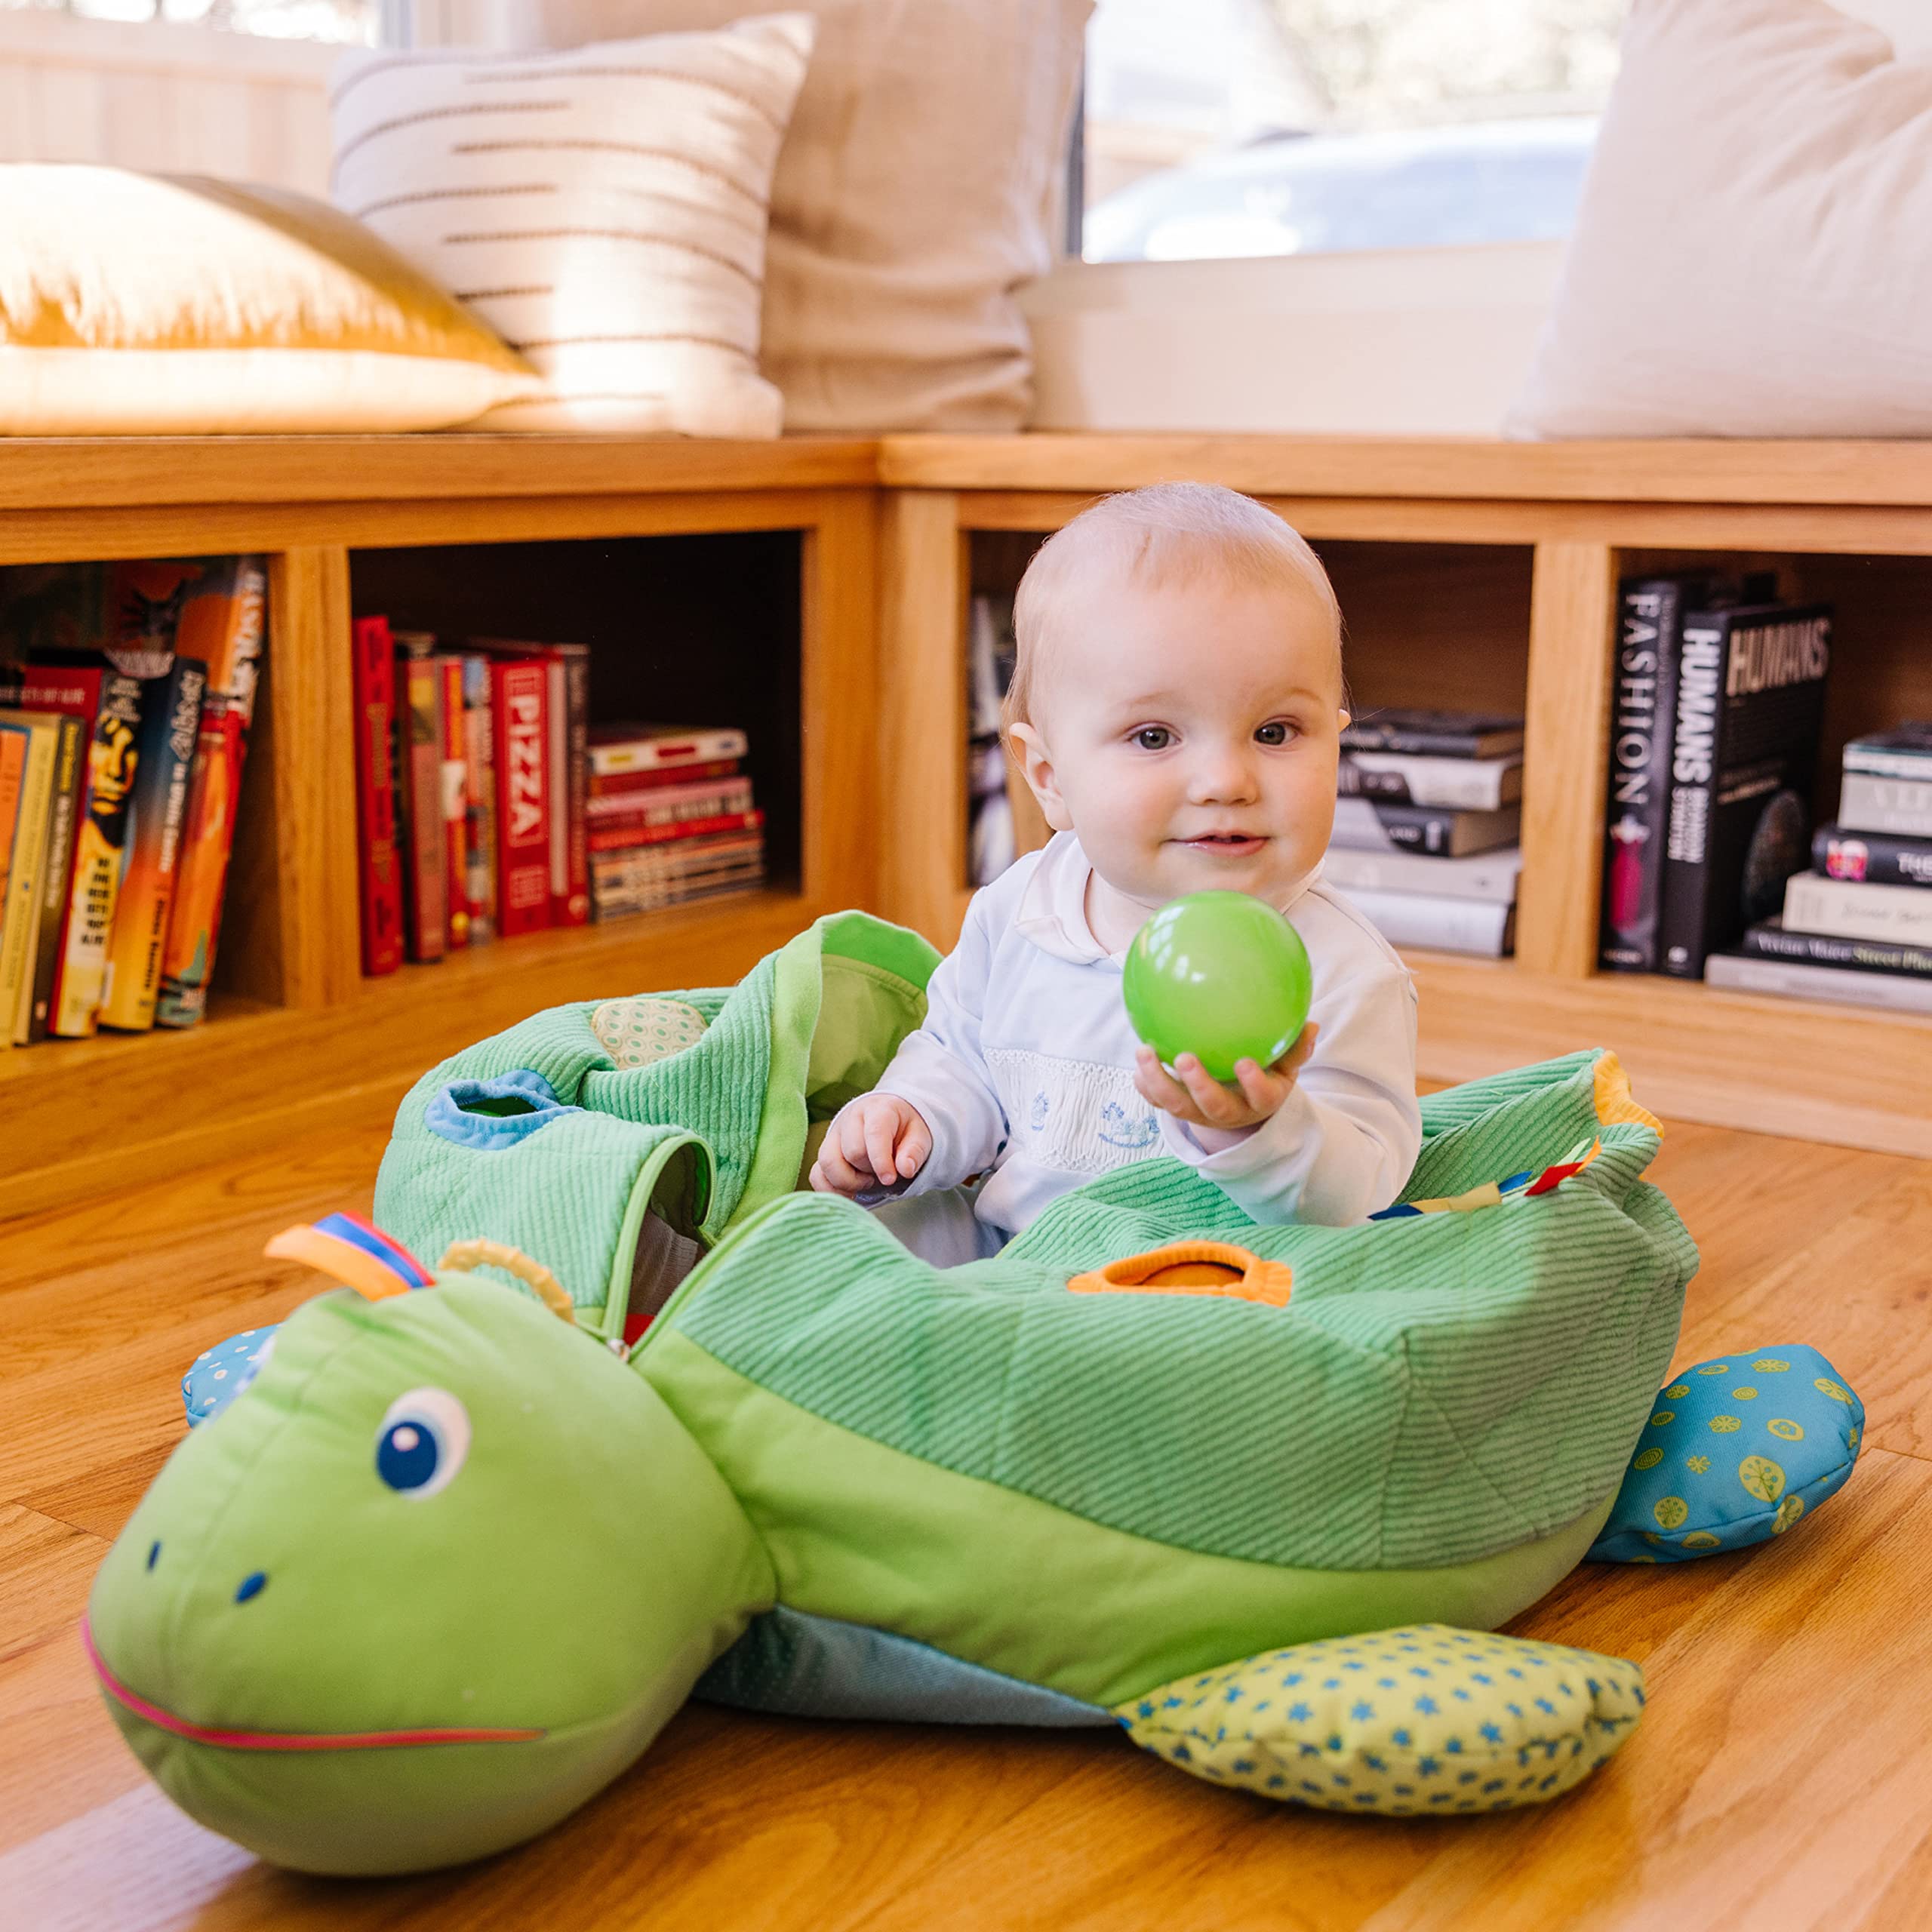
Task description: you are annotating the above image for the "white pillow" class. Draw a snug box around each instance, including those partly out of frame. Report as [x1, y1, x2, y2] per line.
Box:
[331, 15, 813, 435]
[1507, 0, 1932, 439]
[424, 0, 1094, 433]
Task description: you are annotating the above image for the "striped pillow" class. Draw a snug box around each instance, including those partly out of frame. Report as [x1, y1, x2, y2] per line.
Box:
[331, 14, 812, 436]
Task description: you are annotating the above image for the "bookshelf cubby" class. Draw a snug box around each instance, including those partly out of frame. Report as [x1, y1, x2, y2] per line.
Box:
[0, 438, 877, 1214]
[7, 430, 1932, 1215]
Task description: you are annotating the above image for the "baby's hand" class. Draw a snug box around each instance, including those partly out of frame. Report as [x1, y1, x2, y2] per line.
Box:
[1134, 1024, 1318, 1134]
[809, 1093, 933, 1197]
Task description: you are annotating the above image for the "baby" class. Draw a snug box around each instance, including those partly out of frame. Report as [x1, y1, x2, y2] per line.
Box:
[811, 481, 1423, 1263]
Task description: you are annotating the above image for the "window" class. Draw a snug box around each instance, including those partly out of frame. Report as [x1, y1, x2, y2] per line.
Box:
[1077, 0, 1625, 263]
[8, 0, 379, 43]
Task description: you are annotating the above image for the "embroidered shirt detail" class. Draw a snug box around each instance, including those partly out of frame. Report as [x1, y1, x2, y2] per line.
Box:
[986, 1048, 1162, 1177]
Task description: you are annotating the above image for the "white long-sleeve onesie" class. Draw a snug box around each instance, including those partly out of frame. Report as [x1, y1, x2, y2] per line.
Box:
[864, 832, 1423, 1247]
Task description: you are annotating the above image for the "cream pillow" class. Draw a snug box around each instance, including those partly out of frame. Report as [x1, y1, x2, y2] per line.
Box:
[331, 17, 813, 435]
[0, 168, 539, 435]
[1508, 0, 1932, 438]
[424, 0, 1093, 432]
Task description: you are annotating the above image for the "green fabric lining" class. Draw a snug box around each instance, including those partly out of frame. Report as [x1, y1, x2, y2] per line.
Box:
[640, 1331, 1617, 1710]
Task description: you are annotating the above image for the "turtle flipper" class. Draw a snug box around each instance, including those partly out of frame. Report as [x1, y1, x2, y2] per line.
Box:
[1115, 1624, 1644, 1815]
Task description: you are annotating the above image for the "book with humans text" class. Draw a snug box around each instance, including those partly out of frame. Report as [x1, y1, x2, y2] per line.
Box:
[1598, 573, 1711, 973]
[1657, 600, 1832, 979]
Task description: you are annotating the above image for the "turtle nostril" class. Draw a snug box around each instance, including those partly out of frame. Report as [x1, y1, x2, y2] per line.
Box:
[147, 1541, 161, 1571]
[235, 1571, 267, 1605]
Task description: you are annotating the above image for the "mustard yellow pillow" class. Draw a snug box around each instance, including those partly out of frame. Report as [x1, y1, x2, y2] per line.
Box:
[0, 167, 541, 434]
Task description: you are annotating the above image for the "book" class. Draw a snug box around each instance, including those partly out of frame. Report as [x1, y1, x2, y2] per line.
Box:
[20, 658, 145, 1037]
[1813, 825, 1932, 891]
[587, 773, 755, 830]
[589, 756, 742, 802]
[587, 722, 749, 776]
[549, 644, 589, 930]
[0, 714, 66, 1045]
[1339, 887, 1516, 958]
[1706, 949, 1932, 1015]
[437, 654, 469, 950]
[1838, 771, 1932, 838]
[351, 617, 405, 978]
[460, 654, 497, 943]
[1841, 724, 1932, 781]
[1337, 750, 1521, 812]
[1599, 573, 1712, 974]
[1340, 709, 1524, 759]
[593, 863, 768, 921]
[1740, 916, 1932, 977]
[1320, 843, 1521, 906]
[1783, 872, 1932, 947]
[1657, 601, 1832, 980]
[491, 654, 552, 937]
[0, 721, 26, 1040]
[99, 656, 208, 1032]
[592, 830, 765, 889]
[1329, 796, 1521, 859]
[589, 808, 764, 857]
[392, 632, 447, 965]
[155, 555, 269, 1029]
[11, 713, 84, 1042]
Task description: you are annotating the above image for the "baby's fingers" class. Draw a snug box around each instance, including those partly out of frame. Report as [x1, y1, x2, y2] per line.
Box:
[1173, 1054, 1247, 1126]
[810, 1136, 870, 1195]
[1275, 1022, 1318, 1080]
[863, 1104, 907, 1190]
[892, 1109, 933, 1180]
[1134, 1045, 1200, 1121]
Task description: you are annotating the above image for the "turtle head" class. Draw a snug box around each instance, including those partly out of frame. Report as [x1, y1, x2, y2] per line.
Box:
[87, 1223, 771, 1875]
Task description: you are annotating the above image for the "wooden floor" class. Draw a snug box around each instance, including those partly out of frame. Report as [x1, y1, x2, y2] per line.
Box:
[5, 1115, 1932, 1930]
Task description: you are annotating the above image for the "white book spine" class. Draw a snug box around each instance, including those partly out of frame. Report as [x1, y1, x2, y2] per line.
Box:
[1320, 845, 1521, 905]
[1844, 747, 1932, 782]
[1706, 952, 1932, 1015]
[1340, 888, 1515, 957]
[1838, 771, 1932, 837]
[1339, 752, 1521, 811]
[1783, 872, 1932, 946]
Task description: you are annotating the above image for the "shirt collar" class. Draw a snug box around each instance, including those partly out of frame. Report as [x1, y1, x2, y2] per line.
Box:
[1013, 833, 1324, 969]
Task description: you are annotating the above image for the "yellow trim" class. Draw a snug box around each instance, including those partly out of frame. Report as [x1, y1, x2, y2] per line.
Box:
[1593, 1051, 1663, 1135]
[263, 1225, 412, 1303]
[1068, 1241, 1293, 1308]
[438, 1239, 577, 1324]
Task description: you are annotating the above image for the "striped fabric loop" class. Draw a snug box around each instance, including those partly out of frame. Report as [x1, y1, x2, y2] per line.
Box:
[263, 1216, 432, 1303]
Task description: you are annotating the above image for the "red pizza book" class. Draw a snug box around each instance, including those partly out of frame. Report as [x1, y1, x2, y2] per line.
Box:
[491, 654, 552, 937]
[437, 654, 470, 950]
[350, 617, 404, 977]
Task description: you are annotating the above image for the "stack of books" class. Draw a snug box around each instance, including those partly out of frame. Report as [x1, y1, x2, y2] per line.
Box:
[1710, 724, 1932, 1014]
[1597, 571, 1833, 979]
[0, 554, 268, 1046]
[587, 723, 764, 920]
[1325, 709, 1524, 958]
[352, 622, 592, 971]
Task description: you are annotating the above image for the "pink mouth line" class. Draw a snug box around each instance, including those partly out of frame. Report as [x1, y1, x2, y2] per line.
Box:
[81, 1618, 546, 1753]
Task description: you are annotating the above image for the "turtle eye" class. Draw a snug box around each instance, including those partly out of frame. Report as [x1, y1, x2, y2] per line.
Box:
[375, 1388, 470, 1500]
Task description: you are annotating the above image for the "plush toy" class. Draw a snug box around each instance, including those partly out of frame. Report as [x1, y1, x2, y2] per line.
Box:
[89, 928, 1866, 1877]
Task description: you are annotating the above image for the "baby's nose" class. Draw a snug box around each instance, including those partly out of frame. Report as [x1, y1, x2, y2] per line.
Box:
[1188, 753, 1258, 802]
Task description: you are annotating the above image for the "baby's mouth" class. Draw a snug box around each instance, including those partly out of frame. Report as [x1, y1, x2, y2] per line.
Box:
[1178, 832, 1268, 856]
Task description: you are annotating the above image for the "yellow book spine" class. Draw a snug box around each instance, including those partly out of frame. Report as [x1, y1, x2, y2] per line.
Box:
[0, 721, 57, 1046]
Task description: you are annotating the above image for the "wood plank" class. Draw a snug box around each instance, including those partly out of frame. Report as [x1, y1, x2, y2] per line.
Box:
[0, 488, 877, 568]
[881, 433, 1932, 509]
[799, 493, 878, 907]
[0, 438, 879, 512]
[2, 1104, 1929, 1928]
[877, 492, 969, 944]
[1407, 953, 1932, 1155]
[1518, 543, 1619, 977]
[0, 890, 829, 1218]
[220, 547, 359, 1009]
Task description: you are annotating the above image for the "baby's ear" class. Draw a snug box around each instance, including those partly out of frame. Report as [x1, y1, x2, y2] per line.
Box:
[1336, 708, 1351, 733]
[1007, 722, 1073, 832]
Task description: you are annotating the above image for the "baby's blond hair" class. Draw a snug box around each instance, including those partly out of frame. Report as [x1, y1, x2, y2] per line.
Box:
[1004, 482, 1343, 730]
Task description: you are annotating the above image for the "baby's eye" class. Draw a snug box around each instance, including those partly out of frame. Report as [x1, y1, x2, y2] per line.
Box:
[1131, 727, 1173, 752]
[1255, 721, 1297, 746]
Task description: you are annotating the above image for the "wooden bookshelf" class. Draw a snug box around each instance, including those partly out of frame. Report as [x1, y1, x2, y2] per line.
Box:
[0, 441, 878, 1215]
[5, 430, 1931, 1216]
[878, 441, 1932, 1160]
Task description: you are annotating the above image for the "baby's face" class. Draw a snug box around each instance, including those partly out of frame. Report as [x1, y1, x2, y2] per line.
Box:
[1015, 572, 1345, 914]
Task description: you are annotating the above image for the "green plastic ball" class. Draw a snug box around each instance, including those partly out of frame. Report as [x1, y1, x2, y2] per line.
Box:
[1121, 891, 1313, 1083]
